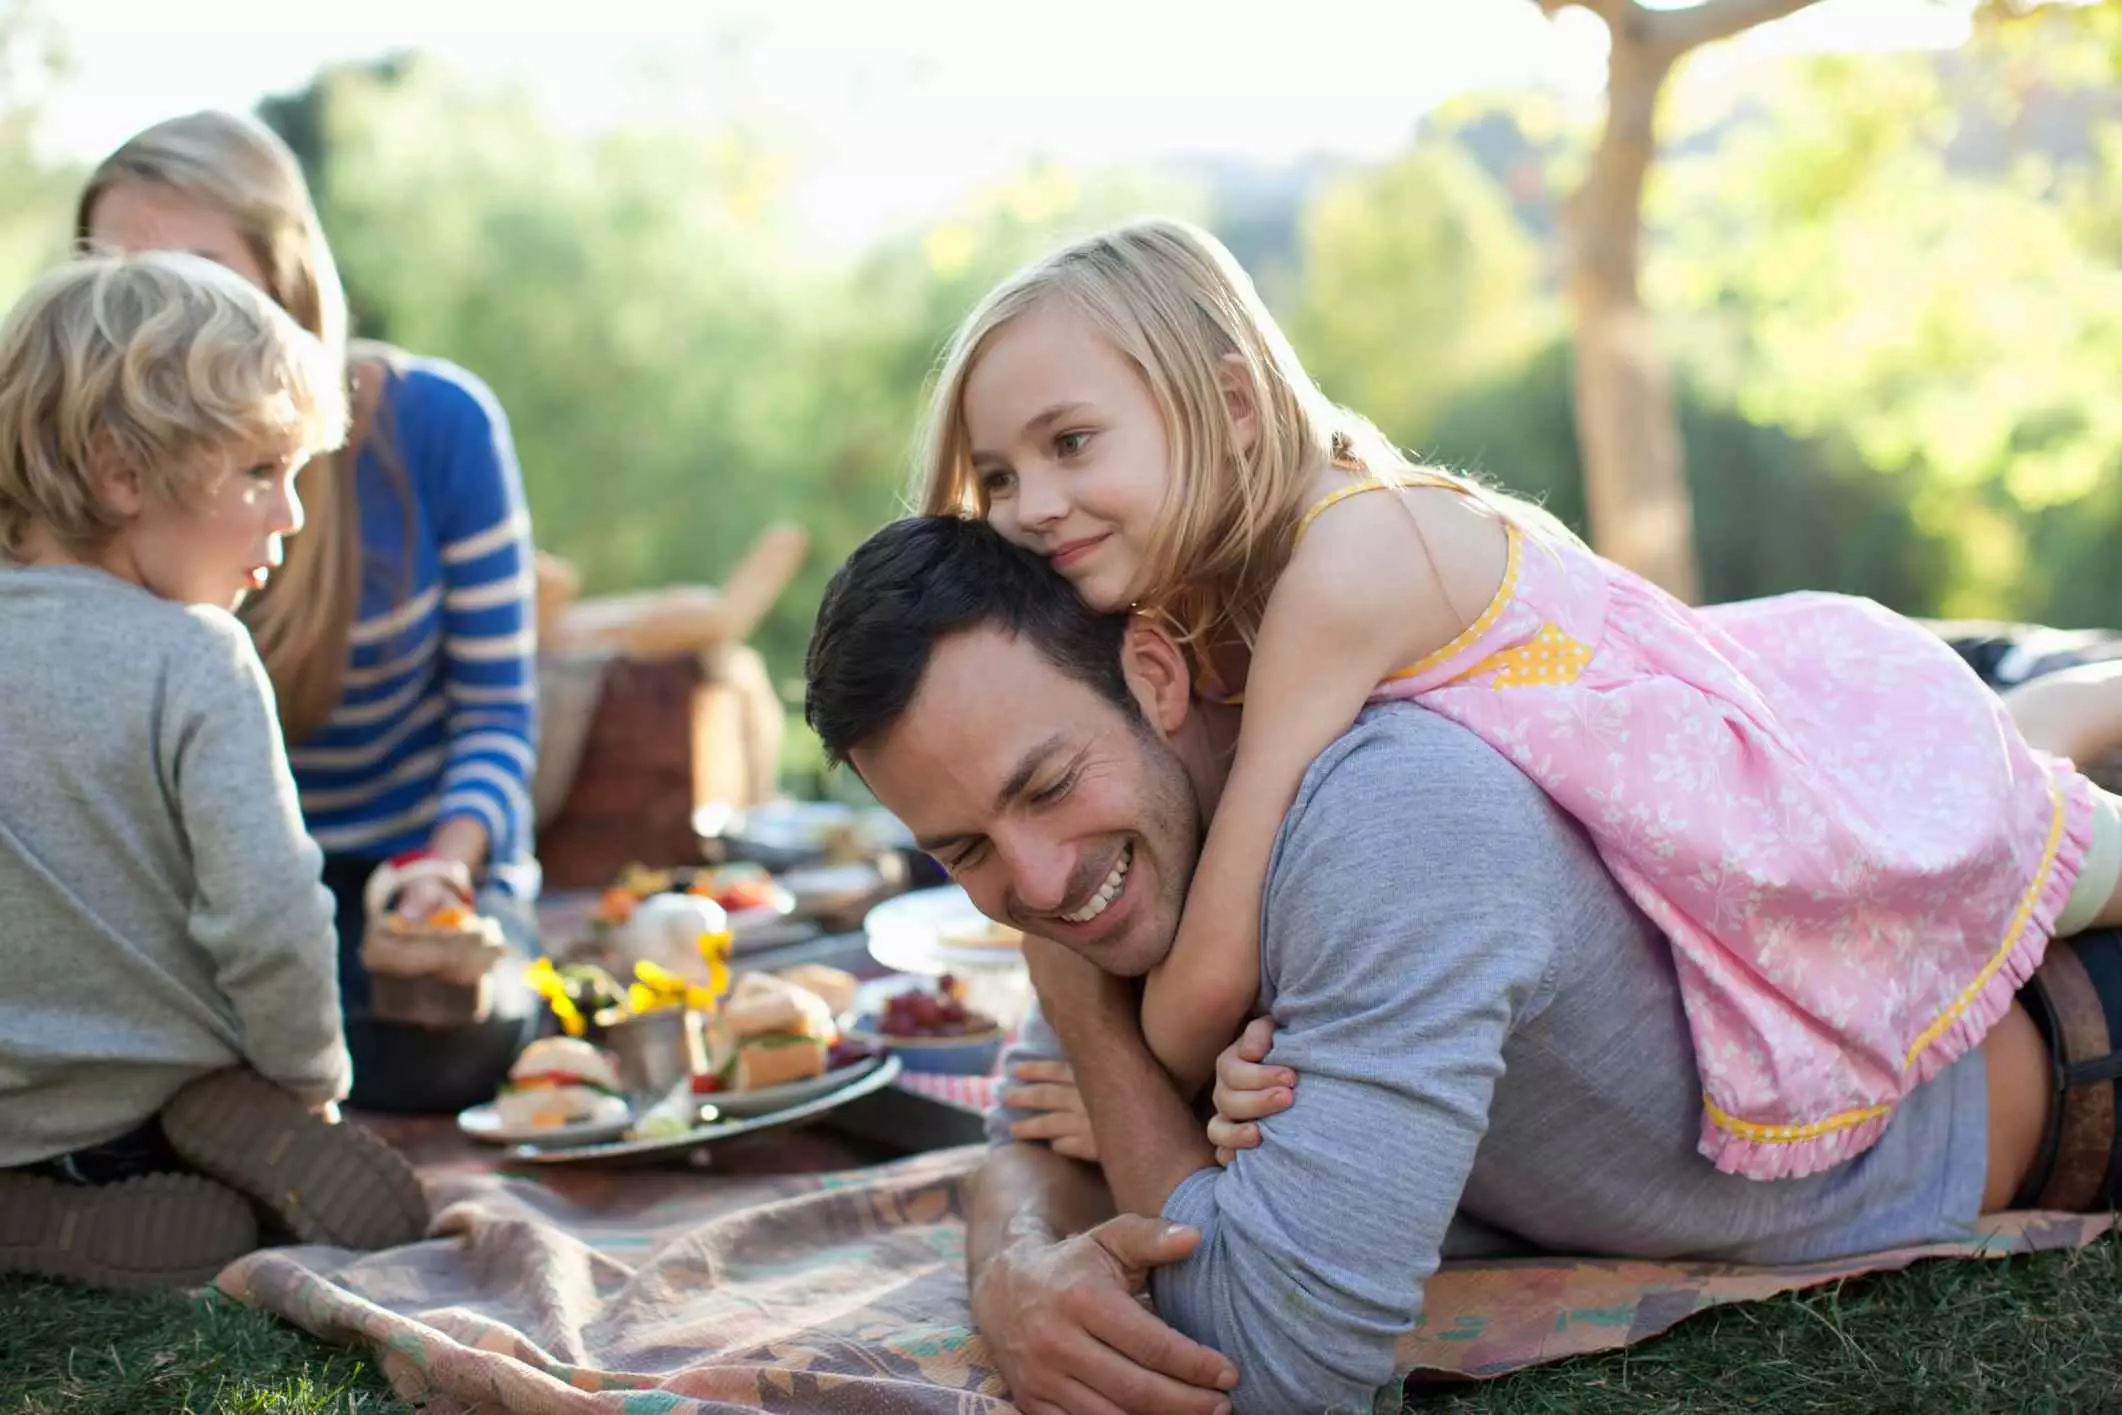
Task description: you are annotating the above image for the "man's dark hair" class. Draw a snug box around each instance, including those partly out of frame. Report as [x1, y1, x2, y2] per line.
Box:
[805, 516, 1139, 765]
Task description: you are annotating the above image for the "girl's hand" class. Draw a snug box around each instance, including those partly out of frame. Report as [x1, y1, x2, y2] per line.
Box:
[1206, 1016, 1296, 1166]
[1003, 1058, 1099, 1162]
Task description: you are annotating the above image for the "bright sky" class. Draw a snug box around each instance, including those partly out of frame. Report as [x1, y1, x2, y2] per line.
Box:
[39, 0, 1973, 244]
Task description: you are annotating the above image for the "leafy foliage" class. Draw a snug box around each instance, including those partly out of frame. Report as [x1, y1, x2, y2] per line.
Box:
[2, 4, 2119, 683]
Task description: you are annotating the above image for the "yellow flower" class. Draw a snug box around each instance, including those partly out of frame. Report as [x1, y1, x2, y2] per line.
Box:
[697, 928, 733, 1006]
[524, 958, 588, 1038]
[631, 959, 721, 1013]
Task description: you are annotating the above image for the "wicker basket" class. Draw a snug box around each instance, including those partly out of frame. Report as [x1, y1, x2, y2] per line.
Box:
[358, 857, 510, 1028]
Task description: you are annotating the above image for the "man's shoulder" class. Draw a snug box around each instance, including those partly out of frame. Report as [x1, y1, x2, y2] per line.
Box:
[1268, 702, 1612, 930]
[1289, 702, 1553, 832]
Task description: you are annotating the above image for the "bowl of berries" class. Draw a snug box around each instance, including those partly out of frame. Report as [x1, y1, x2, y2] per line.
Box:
[845, 974, 1005, 1076]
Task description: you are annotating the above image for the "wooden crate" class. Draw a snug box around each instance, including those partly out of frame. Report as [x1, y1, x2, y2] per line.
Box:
[537, 646, 782, 889]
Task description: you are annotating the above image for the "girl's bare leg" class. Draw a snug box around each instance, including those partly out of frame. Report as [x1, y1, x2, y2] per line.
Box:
[2003, 660, 2122, 766]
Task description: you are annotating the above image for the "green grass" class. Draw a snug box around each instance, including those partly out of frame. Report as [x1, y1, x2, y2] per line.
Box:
[0, 1280, 403, 1413]
[4, 1239, 2119, 1413]
[1422, 1235, 2122, 1413]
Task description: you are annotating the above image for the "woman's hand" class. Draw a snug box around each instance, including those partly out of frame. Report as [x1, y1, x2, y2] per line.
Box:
[1003, 1059, 1098, 1162]
[391, 874, 459, 920]
[394, 818, 491, 918]
[1206, 1017, 1296, 1166]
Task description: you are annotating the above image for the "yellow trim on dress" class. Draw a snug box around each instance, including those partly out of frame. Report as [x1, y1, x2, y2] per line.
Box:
[1704, 774, 2068, 1146]
[1903, 774, 2068, 1066]
[1700, 1093, 1897, 1144]
[1296, 479, 1394, 537]
[1293, 476, 1531, 690]
[1382, 525, 1523, 687]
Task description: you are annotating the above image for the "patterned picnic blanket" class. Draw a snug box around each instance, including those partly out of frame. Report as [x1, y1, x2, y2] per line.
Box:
[216, 1114, 2113, 1413]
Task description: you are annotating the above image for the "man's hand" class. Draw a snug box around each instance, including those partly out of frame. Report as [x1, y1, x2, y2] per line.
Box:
[974, 1212, 1239, 1415]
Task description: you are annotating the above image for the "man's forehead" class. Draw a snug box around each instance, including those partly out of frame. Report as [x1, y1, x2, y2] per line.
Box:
[852, 628, 1092, 808]
[918, 624, 1064, 705]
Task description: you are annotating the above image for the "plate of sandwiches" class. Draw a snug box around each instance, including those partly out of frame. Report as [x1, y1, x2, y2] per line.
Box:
[462, 964, 901, 1164]
[458, 1037, 638, 1146]
[864, 886, 1026, 977]
[694, 967, 873, 1118]
[505, 1053, 901, 1166]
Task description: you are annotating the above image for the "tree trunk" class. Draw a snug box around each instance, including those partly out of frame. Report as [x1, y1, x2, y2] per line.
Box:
[1565, 19, 1700, 602]
[1546, 0, 1824, 604]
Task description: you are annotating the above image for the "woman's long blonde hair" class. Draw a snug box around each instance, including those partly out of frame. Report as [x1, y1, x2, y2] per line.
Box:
[917, 216, 1560, 651]
[76, 109, 402, 741]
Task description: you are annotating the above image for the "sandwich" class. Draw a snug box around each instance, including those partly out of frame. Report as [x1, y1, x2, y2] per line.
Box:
[773, 963, 857, 1018]
[494, 1036, 630, 1130]
[704, 972, 837, 1091]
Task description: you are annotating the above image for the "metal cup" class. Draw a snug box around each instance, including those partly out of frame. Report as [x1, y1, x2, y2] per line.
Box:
[597, 1004, 704, 1102]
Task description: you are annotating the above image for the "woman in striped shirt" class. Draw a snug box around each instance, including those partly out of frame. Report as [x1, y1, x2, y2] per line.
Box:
[78, 111, 544, 1113]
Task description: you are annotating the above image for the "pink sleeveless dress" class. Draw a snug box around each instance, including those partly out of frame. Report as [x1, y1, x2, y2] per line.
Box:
[1312, 479, 2096, 1181]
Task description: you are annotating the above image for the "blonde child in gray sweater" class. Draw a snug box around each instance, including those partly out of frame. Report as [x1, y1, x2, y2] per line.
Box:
[0, 252, 427, 1289]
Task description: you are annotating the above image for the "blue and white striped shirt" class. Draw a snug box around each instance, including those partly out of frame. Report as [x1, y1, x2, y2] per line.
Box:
[289, 357, 540, 898]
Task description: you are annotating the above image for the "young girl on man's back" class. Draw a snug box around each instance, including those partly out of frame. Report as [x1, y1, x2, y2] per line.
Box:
[0, 252, 426, 1289]
[919, 217, 2122, 1182]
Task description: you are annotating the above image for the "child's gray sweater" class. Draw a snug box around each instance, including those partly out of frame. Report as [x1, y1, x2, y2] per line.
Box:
[0, 565, 349, 1164]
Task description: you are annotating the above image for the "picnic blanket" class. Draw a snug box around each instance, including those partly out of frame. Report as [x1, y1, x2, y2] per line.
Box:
[217, 1114, 2114, 1414]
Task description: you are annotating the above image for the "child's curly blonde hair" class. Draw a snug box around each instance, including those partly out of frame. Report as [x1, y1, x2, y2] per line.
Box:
[0, 249, 347, 560]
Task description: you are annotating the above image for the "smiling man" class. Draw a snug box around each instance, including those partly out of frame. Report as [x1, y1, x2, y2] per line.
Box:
[804, 516, 2062, 1415]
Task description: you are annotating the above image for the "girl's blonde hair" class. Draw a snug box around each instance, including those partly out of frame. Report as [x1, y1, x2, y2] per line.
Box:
[917, 216, 1561, 649]
[77, 109, 402, 740]
[0, 250, 347, 556]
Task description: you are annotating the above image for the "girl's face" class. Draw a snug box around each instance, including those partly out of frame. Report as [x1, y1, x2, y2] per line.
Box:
[99, 443, 307, 611]
[963, 302, 1172, 612]
[86, 181, 272, 294]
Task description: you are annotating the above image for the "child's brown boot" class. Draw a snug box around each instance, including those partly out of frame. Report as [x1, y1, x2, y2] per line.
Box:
[160, 1069, 428, 1250]
[0, 1171, 257, 1290]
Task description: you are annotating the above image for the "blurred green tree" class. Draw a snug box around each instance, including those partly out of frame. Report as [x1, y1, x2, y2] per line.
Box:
[1285, 137, 1554, 444]
[1427, 337, 1954, 613]
[269, 57, 1192, 682]
[0, 0, 75, 298]
[1649, 6, 2122, 621]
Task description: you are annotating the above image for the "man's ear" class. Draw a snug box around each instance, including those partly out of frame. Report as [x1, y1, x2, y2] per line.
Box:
[1120, 614, 1193, 738]
[84, 433, 146, 518]
[1217, 353, 1258, 457]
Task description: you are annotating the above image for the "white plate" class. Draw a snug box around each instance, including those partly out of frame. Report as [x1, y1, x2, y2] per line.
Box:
[458, 1095, 635, 1148]
[700, 1054, 886, 1118]
[508, 1054, 902, 1165]
[864, 886, 1028, 976]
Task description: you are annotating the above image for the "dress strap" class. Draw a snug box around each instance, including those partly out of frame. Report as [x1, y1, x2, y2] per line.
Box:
[1296, 480, 1395, 538]
[1297, 470, 1476, 541]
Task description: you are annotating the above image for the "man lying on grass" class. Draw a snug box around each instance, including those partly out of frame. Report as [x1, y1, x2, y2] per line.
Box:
[804, 516, 2122, 1415]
